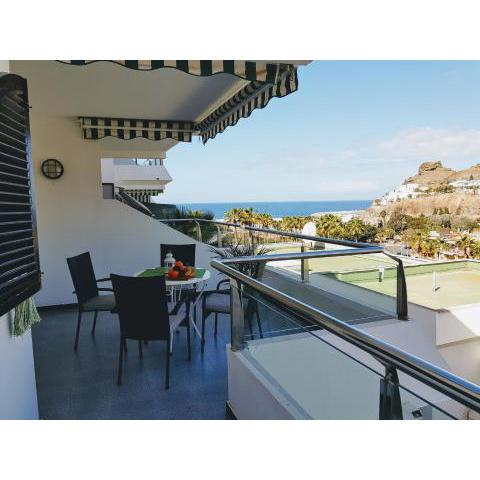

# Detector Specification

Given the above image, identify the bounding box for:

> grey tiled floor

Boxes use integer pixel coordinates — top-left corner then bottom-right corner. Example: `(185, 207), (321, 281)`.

(32, 308), (231, 419)
(32, 272), (390, 420)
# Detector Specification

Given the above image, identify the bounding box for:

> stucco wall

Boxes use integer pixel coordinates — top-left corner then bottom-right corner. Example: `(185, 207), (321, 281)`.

(10, 61), (221, 306)
(0, 60), (39, 419)
(0, 312), (38, 419)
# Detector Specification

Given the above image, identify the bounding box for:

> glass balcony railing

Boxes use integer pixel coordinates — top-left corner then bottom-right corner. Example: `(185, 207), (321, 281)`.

(238, 288), (455, 419)
(215, 255), (479, 420)
(156, 218), (480, 418)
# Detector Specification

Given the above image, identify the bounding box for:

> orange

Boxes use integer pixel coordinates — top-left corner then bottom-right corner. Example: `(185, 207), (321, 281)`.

(168, 269), (180, 279)
(175, 260), (184, 268)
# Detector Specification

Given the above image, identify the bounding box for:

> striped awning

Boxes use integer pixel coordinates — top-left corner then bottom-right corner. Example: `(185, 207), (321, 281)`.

(123, 189), (162, 202)
(58, 60), (287, 84)
(79, 117), (195, 142)
(197, 66), (298, 143)
(67, 61), (301, 144)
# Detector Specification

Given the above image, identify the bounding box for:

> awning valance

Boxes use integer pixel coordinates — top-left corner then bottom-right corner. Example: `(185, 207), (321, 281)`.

(80, 117), (195, 142)
(58, 60), (289, 84)
(197, 66), (298, 143)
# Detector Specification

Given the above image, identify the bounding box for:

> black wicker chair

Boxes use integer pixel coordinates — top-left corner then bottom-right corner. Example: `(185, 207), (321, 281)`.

(111, 274), (191, 388)
(67, 252), (115, 351)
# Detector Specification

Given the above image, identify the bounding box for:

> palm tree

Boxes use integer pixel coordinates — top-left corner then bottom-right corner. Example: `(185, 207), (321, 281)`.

(343, 218), (366, 242)
(422, 238), (441, 258)
(315, 214), (344, 239)
(404, 229), (428, 256)
(209, 241), (271, 278)
(164, 207), (216, 243)
(456, 234), (476, 258)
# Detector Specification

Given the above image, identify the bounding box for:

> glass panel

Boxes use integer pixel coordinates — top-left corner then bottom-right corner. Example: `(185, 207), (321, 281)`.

(261, 242), (399, 321)
(397, 384), (456, 420)
(238, 294), (459, 419)
(242, 294), (383, 419)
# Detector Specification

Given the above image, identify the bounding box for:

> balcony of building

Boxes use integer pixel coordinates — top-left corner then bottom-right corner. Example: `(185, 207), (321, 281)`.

(0, 60), (479, 420)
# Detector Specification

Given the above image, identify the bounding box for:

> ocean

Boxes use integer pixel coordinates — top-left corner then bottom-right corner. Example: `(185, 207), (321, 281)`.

(177, 200), (371, 220)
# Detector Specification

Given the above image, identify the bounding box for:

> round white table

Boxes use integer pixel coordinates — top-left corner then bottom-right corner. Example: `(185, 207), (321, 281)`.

(135, 268), (211, 342)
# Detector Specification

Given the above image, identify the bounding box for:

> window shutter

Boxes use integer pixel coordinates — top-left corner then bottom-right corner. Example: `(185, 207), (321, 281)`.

(0, 73), (41, 316)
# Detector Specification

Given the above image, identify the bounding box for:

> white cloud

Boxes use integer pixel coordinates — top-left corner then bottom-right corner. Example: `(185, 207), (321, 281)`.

(353, 127), (480, 167)
(165, 127), (480, 202)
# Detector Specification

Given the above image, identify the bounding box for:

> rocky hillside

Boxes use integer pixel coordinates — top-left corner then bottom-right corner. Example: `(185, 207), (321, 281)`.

(405, 160), (480, 185)
(362, 161), (480, 224)
(404, 161), (454, 185)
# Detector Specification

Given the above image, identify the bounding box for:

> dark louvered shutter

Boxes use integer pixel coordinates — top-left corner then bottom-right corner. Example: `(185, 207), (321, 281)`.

(0, 73), (41, 316)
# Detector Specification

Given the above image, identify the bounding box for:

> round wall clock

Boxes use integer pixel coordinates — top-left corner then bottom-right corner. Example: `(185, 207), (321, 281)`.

(41, 159), (64, 179)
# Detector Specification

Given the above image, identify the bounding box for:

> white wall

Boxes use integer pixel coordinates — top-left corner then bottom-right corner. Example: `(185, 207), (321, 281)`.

(11, 62), (221, 306)
(0, 60), (39, 419)
(0, 312), (39, 419)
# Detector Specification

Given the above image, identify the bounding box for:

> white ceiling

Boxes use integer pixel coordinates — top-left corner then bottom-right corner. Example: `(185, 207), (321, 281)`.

(11, 60), (247, 121)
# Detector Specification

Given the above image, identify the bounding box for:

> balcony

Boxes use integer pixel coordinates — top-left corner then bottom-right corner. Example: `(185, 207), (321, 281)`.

(30, 219), (480, 419)
(101, 158), (173, 194)
(3, 59), (479, 422)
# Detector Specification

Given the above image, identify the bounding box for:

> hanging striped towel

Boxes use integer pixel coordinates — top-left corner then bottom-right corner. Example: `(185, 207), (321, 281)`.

(12, 297), (41, 337)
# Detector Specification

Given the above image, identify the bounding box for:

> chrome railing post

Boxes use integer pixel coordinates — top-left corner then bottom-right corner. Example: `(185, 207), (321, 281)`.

(194, 221), (202, 242)
(301, 244), (310, 283)
(379, 365), (403, 420)
(249, 230), (256, 253)
(396, 258), (408, 320)
(230, 280), (245, 351)
(217, 225), (222, 247)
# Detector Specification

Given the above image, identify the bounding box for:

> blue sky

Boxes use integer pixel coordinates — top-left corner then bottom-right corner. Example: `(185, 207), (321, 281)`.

(161, 61), (480, 203)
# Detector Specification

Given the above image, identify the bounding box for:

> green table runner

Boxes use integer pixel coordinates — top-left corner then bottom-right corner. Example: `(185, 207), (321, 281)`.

(139, 266), (206, 279)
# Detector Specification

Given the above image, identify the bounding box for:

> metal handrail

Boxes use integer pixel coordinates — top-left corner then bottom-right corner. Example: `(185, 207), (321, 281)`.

(217, 246), (384, 264)
(211, 257), (480, 414)
(157, 217), (408, 319)
(155, 217), (373, 248)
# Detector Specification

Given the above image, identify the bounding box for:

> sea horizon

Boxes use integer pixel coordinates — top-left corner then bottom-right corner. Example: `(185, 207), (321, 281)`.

(176, 200), (372, 220)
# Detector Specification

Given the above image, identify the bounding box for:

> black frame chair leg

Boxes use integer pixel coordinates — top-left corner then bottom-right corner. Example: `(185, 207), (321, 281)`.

(117, 336), (124, 385)
(91, 310), (98, 336)
(138, 340), (143, 359)
(165, 341), (170, 389)
(123, 338), (128, 354)
(214, 313), (218, 337)
(74, 309), (82, 351)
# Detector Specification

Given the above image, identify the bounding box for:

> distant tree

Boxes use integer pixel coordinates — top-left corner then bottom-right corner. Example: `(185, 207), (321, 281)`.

(379, 210), (387, 226)
(315, 214), (344, 239)
(456, 235), (476, 258)
(376, 227), (395, 242)
(343, 218), (378, 242)
(386, 212), (411, 234)
(407, 214), (430, 231)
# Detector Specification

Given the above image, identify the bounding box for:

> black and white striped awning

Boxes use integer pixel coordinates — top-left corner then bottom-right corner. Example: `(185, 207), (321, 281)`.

(123, 189), (163, 202)
(198, 66), (298, 143)
(59, 60), (286, 84)
(79, 117), (195, 142)
(65, 61), (301, 144)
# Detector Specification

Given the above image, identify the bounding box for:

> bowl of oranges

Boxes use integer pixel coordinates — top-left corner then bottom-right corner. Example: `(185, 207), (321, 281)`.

(167, 261), (196, 280)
